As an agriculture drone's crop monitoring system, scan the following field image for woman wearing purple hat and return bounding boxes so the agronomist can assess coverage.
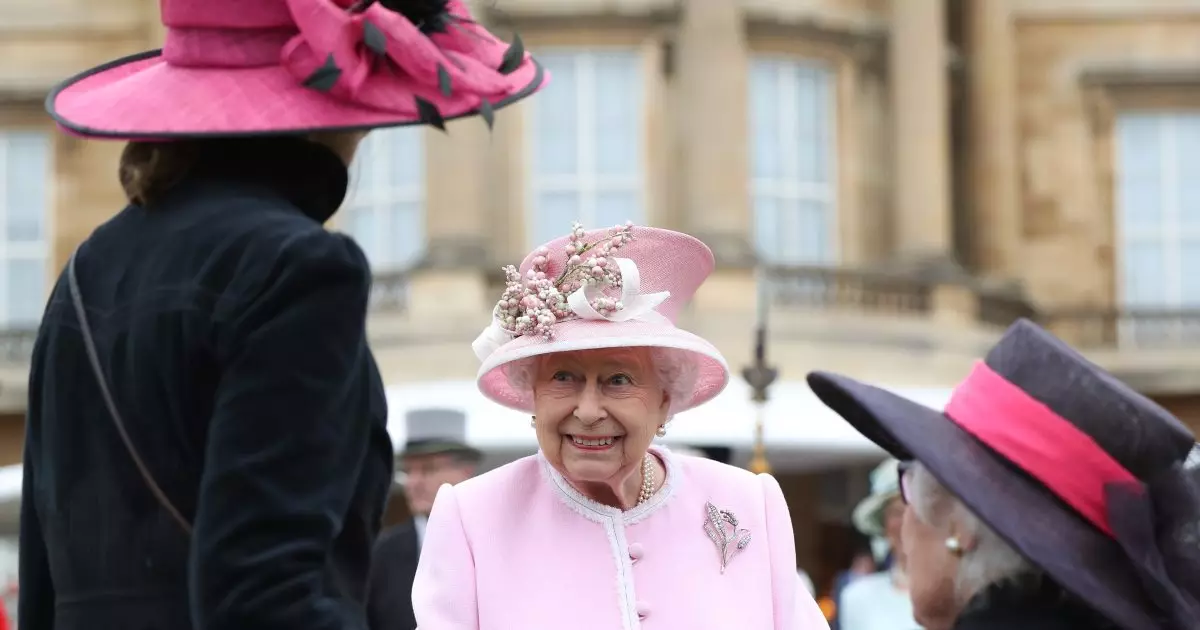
[808,319,1200,630]
[23,1,544,629]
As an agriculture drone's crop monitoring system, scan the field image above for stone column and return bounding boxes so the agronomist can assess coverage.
[965,0,1020,278]
[405,119,493,318]
[889,0,952,261]
[675,0,754,266]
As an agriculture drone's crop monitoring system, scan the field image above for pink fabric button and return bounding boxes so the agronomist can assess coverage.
[636,601,650,619]
[628,542,644,561]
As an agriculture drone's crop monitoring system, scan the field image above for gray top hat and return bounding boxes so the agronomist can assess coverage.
[399,408,482,462]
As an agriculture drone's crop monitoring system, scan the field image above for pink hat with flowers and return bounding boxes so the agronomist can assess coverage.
[473,222,731,413]
[46,0,545,139]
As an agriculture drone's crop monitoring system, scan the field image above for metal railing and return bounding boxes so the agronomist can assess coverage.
[1039,309,1200,350]
[766,265,933,316]
[368,270,411,313]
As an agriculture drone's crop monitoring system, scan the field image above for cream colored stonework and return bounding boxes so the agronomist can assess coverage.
[2,0,1200,417]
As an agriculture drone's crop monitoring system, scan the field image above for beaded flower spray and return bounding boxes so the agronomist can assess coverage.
[471,221,670,361]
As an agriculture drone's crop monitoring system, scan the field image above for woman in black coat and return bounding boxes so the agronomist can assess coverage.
[22,1,544,628]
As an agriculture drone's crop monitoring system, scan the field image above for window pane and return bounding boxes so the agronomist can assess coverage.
[3,132,48,244]
[793,67,821,183]
[6,257,45,326]
[1119,174,1162,233]
[753,196,781,262]
[343,130,424,270]
[533,53,579,177]
[1176,116,1200,227]
[1121,240,1167,307]
[351,137,381,192]
[534,191,582,246]
[344,208,381,264]
[595,190,640,229]
[1117,115,1163,233]
[594,51,641,177]
[749,60,782,179]
[528,48,644,247]
[750,57,835,264]
[384,202,423,270]
[1180,241,1200,306]
[382,127,423,188]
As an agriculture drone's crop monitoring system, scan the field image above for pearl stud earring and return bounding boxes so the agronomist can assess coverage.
[945,537,963,556]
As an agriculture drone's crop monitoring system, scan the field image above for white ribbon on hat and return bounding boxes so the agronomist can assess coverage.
[566,257,670,322]
[470,257,670,362]
[471,320,516,362]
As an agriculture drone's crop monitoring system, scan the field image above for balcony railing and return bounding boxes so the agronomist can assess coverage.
[0,328,36,365]
[767,265,932,316]
[369,270,411,313]
[1039,309,1200,350]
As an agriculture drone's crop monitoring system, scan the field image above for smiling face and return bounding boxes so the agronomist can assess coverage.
[532,347,671,493]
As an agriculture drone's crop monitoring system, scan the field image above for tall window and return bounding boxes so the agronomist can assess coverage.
[527,48,644,247]
[1116,113,1200,307]
[343,127,425,271]
[749,57,836,265]
[0,131,50,327]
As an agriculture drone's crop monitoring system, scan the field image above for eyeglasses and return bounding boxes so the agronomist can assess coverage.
[897,460,913,504]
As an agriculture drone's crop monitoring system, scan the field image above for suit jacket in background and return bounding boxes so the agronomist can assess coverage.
[367,520,421,630]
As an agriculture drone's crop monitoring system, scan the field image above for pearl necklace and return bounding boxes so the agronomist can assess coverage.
[636,453,656,506]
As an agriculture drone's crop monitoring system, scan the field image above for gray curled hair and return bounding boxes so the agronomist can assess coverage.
[907,462,1036,602]
[504,347,699,419]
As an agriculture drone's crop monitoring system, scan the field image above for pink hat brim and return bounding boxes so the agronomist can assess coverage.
[477,317,731,414]
[46,48,544,139]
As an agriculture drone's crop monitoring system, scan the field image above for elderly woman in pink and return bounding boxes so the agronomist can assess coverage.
[411,223,828,629]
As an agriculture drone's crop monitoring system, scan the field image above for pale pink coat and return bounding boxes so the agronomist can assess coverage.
[412,446,830,630]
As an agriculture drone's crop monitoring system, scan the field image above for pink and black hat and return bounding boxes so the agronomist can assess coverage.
[472,222,730,414]
[46,0,545,139]
[808,319,1200,630]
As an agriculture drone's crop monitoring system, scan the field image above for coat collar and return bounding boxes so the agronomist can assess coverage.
[953,581,1118,630]
[181,136,350,224]
[540,445,678,525]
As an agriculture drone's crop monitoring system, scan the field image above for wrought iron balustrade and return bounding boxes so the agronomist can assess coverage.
[369,270,411,313]
[1039,309,1200,350]
[765,265,933,315]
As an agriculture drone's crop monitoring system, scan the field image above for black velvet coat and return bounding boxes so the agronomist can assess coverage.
[19,138,394,630]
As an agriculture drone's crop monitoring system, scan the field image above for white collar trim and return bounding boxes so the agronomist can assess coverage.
[539,444,679,525]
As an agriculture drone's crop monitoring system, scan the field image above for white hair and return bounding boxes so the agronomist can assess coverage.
[504,346,699,420]
[907,462,1037,602]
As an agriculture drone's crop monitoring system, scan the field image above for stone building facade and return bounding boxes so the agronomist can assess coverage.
[4,0,1200,593]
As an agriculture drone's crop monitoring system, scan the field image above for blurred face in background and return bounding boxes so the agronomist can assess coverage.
[401,452,477,516]
[883,496,906,566]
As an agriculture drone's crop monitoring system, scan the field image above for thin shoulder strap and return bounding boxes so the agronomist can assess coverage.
[67,250,193,535]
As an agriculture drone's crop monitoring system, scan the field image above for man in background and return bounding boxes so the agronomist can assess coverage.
[366,409,482,630]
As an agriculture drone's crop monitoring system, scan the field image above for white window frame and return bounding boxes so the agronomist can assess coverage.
[341,127,425,273]
[1114,111,1200,347]
[0,130,52,328]
[749,55,838,266]
[525,47,645,248]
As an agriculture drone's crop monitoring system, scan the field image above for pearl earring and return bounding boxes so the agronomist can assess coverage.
[530,415,536,429]
[945,537,963,556]
[656,425,667,437]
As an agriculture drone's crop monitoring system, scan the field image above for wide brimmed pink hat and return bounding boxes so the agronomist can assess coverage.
[473,223,730,413]
[46,0,545,139]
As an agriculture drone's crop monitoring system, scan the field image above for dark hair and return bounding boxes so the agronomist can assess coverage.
[118,140,203,206]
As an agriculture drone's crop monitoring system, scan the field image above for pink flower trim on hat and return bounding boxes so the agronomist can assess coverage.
[281,0,524,128]
[471,222,671,362]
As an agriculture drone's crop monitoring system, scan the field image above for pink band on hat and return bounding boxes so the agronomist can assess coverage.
[944,361,1139,537]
